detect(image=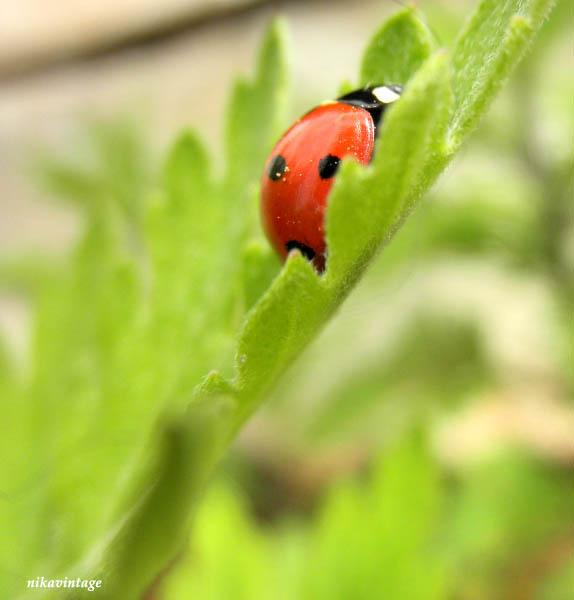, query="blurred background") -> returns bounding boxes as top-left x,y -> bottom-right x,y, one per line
1,1 -> 573,598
